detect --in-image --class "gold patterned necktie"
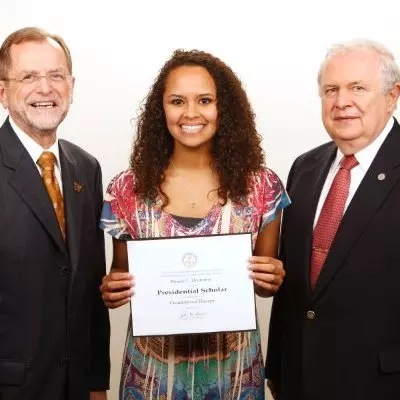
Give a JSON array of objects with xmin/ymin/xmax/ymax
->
[{"xmin": 37, "ymin": 151, "xmax": 66, "ymax": 240}]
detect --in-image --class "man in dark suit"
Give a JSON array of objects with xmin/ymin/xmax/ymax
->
[
  {"xmin": 0, "ymin": 27, "xmax": 110, "ymax": 400},
  {"xmin": 266, "ymin": 40, "xmax": 400, "ymax": 400}
]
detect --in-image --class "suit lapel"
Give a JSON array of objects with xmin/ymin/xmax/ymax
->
[
  {"xmin": 59, "ymin": 140, "xmax": 84, "ymax": 276},
  {"xmin": 289, "ymin": 143, "xmax": 337, "ymax": 300},
  {"xmin": 1, "ymin": 119, "xmax": 67, "ymax": 254},
  {"xmin": 313, "ymin": 120, "xmax": 400, "ymax": 301}
]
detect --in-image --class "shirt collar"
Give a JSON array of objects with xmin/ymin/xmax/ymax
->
[
  {"xmin": 9, "ymin": 117, "xmax": 61, "ymax": 168},
  {"xmin": 333, "ymin": 117, "xmax": 394, "ymax": 172}
]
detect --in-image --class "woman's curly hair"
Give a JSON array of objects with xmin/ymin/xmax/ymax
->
[{"xmin": 130, "ymin": 49, "xmax": 265, "ymax": 205}]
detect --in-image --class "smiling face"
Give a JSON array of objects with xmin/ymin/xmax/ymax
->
[
  {"xmin": 320, "ymin": 49, "xmax": 399, "ymax": 153},
  {"xmin": 162, "ymin": 65, "xmax": 218, "ymax": 151},
  {"xmin": 0, "ymin": 38, "xmax": 74, "ymax": 141}
]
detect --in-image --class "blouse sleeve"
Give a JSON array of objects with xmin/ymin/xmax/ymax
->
[
  {"xmin": 260, "ymin": 168, "xmax": 291, "ymax": 231},
  {"xmin": 99, "ymin": 172, "xmax": 133, "ymax": 240}
]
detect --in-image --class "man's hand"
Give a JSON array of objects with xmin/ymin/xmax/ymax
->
[{"xmin": 90, "ymin": 391, "xmax": 107, "ymax": 400}]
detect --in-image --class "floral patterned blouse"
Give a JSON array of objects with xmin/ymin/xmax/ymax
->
[{"xmin": 100, "ymin": 168, "xmax": 290, "ymax": 400}]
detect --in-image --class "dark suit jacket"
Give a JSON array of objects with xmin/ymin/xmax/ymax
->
[
  {"xmin": 266, "ymin": 118, "xmax": 400, "ymax": 400},
  {"xmin": 0, "ymin": 119, "xmax": 110, "ymax": 400}
]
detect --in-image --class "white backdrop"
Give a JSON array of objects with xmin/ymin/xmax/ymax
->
[{"xmin": 1, "ymin": 1, "xmax": 399, "ymax": 398}]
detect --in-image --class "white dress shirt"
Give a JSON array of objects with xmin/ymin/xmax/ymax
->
[
  {"xmin": 9, "ymin": 117, "xmax": 63, "ymax": 194},
  {"xmin": 313, "ymin": 117, "xmax": 394, "ymax": 228}
]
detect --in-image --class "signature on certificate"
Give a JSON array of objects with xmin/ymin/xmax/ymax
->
[{"xmin": 178, "ymin": 310, "xmax": 207, "ymax": 320}]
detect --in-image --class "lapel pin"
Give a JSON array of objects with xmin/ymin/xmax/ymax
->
[
  {"xmin": 73, "ymin": 182, "xmax": 83, "ymax": 192},
  {"xmin": 377, "ymin": 173, "xmax": 386, "ymax": 181}
]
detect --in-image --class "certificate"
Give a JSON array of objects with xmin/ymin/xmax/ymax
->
[{"xmin": 127, "ymin": 233, "xmax": 256, "ymax": 336}]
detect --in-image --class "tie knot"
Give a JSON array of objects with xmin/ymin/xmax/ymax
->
[
  {"xmin": 340, "ymin": 155, "xmax": 358, "ymax": 171},
  {"xmin": 37, "ymin": 151, "xmax": 56, "ymax": 171}
]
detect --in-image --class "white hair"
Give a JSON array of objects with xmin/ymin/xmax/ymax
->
[{"xmin": 318, "ymin": 39, "xmax": 400, "ymax": 94}]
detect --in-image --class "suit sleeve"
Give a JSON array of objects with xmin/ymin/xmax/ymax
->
[
  {"xmin": 265, "ymin": 157, "xmax": 298, "ymax": 383},
  {"xmin": 88, "ymin": 160, "xmax": 110, "ymax": 390}
]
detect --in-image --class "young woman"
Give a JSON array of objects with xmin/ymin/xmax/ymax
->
[{"xmin": 100, "ymin": 50, "xmax": 290, "ymax": 400}]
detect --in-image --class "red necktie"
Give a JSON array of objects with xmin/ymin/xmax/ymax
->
[{"xmin": 310, "ymin": 155, "xmax": 359, "ymax": 289}]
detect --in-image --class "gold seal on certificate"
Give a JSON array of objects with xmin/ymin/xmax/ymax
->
[{"xmin": 127, "ymin": 233, "xmax": 256, "ymax": 336}]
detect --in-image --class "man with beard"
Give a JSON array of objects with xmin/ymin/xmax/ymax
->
[{"xmin": 0, "ymin": 27, "xmax": 110, "ymax": 400}]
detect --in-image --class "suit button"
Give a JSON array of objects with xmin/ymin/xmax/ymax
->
[
  {"xmin": 59, "ymin": 358, "xmax": 70, "ymax": 367},
  {"xmin": 61, "ymin": 266, "xmax": 70, "ymax": 277},
  {"xmin": 306, "ymin": 310, "xmax": 316, "ymax": 320}
]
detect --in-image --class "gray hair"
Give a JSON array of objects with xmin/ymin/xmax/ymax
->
[{"xmin": 318, "ymin": 39, "xmax": 400, "ymax": 94}]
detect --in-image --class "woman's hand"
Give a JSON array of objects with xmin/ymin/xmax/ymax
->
[
  {"xmin": 248, "ymin": 256, "xmax": 285, "ymax": 297},
  {"xmin": 100, "ymin": 268, "xmax": 135, "ymax": 309}
]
